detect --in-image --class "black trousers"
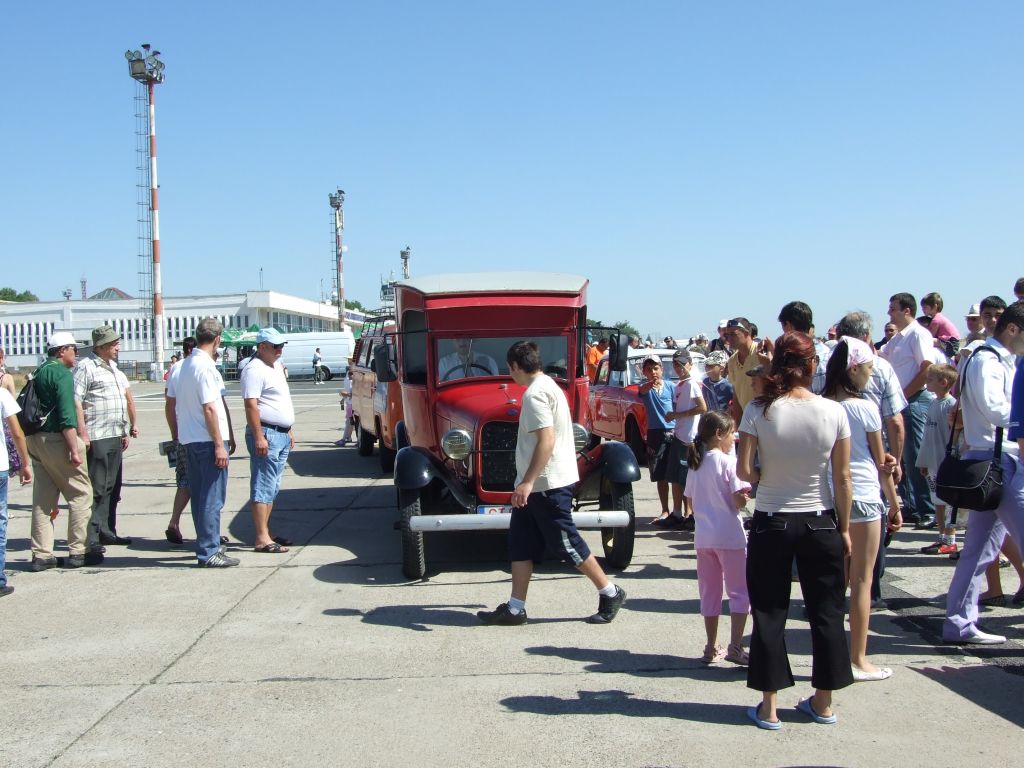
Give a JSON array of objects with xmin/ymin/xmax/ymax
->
[
  {"xmin": 746, "ymin": 510, "xmax": 854, "ymax": 693},
  {"xmin": 86, "ymin": 437, "xmax": 122, "ymax": 547}
]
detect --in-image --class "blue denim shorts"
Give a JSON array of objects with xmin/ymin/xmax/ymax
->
[
  {"xmin": 850, "ymin": 499, "xmax": 884, "ymax": 524},
  {"xmin": 246, "ymin": 426, "xmax": 291, "ymax": 504}
]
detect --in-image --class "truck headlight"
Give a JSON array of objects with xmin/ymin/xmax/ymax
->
[
  {"xmin": 572, "ymin": 423, "xmax": 590, "ymax": 453},
  {"xmin": 441, "ymin": 429, "xmax": 473, "ymax": 461}
]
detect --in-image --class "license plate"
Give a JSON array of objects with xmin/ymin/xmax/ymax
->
[{"xmin": 477, "ymin": 505, "xmax": 513, "ymax": 515}]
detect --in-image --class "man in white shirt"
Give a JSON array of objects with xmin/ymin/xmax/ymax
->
[
  {"xmin": 164, "ymin": 337, "xmax": 196, "ymax": 545},
  {"xmin": 881, "ymin": 292, "xmax": 936, "ymax": 528},
  {"xmin": 943, "ymin": 301, "xmax": 1024, "ymax": 644},
  {"xmin": 176, "ymin": 318, "xmax": 238, "ymax": 567},
  {"xmin": 437, "ymin": 338, "xmax": 499, "ymax": 382},
  {"xmin": 241, "ymin": 328, "xmax": 295, "ymax": 553},
  {"xmin": 478, "ymin": 341, "xmax": 625, "ymax": 626}
]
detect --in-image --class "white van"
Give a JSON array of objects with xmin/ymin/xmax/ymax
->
[{"xmin": 276, "ymin": 330, "xmax": 355, "ymax": 380}]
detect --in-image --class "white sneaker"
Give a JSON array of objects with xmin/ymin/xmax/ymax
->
[{"xmin": 959, "ymin": 628, "xmax": 1006, "ymax": 645}]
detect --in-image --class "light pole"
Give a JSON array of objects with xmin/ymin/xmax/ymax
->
[
  {"xmin": 125, "ymin": 44, "xmax": 166, "ymax": 370},
  {"xmin": 329, "ymin": 189, "xmax": 346, "ymax": 331}
]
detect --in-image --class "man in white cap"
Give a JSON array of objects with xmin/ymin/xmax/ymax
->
[
  {"xmin": 74, "ymin": 325, "xmax": 132, "ymax": 554},
  {"xmin": 27, "ymin": 332, "xmax": 95, "ymax": 570},
  {"xmin": 963, "ymin": 304, "xmax": 985, "ymax": 344},
  {"xmin": 241, "ymin": 328, "xmax": 296, "ymax": 553}
]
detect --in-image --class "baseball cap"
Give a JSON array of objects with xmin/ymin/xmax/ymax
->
[
  {"xmin": 91, "ymin": 325, "xmax": 121, "ymax": 347},
  {"xmin": 47, "ymin": 331, "xmax": 77, "ymax": 349},
  {"xmin": 705, "ymin": 351, "xmax": 729, "ymax": 367},
  {"xmin": 672, "ymin": 349, "xmax": 691, "ymax": 364},
  {"xmin": 717, "ymin": 319, "xmax": 728, "ymax": 329},
  {"xmin": 966, "ymin": 303, "xmax": 980, "ymax": 318},
  {"xmin": 641, "ymin": 355, "xmax": 662, "ymax": 369},
  {"xmin": 256, "ymin": 328, "xmax": 286, "ymax": 345}
]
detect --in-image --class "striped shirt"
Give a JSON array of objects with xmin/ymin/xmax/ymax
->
[{"xmin": 74, "ymin": 355, "xmax": 129, "ymax": 440}]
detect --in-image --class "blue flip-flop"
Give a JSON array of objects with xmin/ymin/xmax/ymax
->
[
  {"xmin": 747, "ymin": 703, "xmax": 782, "ymax": 730},
  {"xmin": 797, "ymin": 697, "xmax": 837, "ymax": 724}
]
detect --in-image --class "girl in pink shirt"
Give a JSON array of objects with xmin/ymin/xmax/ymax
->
[{"xmin": 684, "ymin": 410, "xmax": 753, "ymax": 665}]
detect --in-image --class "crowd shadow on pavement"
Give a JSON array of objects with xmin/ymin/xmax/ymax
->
[
  {"xmin": 524, "ymin": 645, "xmax": 751, "ymax": 681},
  {"xmin": 912, "ymin": 664, "xmax": 1024, "ymax": 727},
  {"xmin": 500, "ymin": 689, "xmax": 748, "ymax": 725}
]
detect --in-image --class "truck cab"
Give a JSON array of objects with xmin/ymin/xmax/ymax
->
[
  {"xmin": 379, "ymin": 272, "xmax": 640, "ymax": 579},
  {"xmin": 350, "ymin": 315, "xmax": 402, "ymax": 472}
]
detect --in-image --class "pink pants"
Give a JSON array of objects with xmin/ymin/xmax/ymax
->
[{"xmin": 696, "ymin": 547, "xmax": 750, "ymax": 617}]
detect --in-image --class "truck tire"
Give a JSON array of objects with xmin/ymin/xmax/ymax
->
[
  {"xmin": 323, "ymin": 368, "xmax": 334, "ymax": 381},
  {"xmin": 356, "ymin": 420, "xmax": 375, "ymax": 456},
  {"xmin": 625, "ymin": 419, "xmax": 646, "ymax": 466},
  {"xmin": 599, "ymin": 481, "xmax": 635, "ymax": 570},
  {"xmin": 399, "ymin": 489, "xmax": 426, "ymax": 580}
]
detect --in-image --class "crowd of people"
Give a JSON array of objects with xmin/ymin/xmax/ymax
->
[
  {"xmin": 579, "ymin": 278, "xmax": 1024, "ymax": 728},
  {"xmin": 0, "ymin": 317, "xmax": 298, "ymax": 583},
  {"xmin": 3, "ymin": 279, "xmax": 1024, "ymax": 730}
]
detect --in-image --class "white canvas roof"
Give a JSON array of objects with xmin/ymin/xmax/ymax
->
[{"xmin": 398, "ymin": 272, "xmax": 587, "ymax": 296}]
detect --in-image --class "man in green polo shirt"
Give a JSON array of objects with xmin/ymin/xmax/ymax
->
[{"xmin": 26, "ymin": 331, "xmax": 95, "ymax": 570}]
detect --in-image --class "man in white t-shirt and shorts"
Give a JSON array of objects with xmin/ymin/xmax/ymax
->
[
  {"xmin": 241, "ymin": 328, "xmax": 296, "ymax": 553},
  {"xmin": 478, "ymin": 341, "xmax": 626, "ymax": 626}
]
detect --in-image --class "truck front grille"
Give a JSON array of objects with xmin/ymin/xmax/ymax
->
[{"xmin": 480, "ymin": 421, "xmax": 518, "ymax": 491}]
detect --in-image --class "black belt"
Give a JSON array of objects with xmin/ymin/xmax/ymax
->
[{"xmin": 260, "ymin": 422, "xmax": 292, "ymax": 433}]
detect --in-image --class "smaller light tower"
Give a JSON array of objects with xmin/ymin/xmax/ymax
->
[
  {"xmin": 125, "ymin": 44, "xmax": 166, "ymax": 370},
  {"xmin": 329, "ymin": 189, "xmax": 346, "ymax": 330},
  {"xmin": 400, "ymin": 246, "xmax": 411, "ymax": 280}
]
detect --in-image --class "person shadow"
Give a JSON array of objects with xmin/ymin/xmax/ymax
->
[{"xmin": 499, "ymin": 688, "xmax": 747, "ymax": 726}]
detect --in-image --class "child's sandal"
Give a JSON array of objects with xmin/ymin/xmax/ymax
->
[
  {"xmin": 701, "ymin": 643, "xmax": 726, "ymax": 663},
  {"xmin": 725, "ymin": 643, "xmax": 749, "ymax": 666}
]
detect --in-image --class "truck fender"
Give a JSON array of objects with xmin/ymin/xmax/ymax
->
[
  {"xmin": 599, "ymin": 441, "xmax": 642, "ymax": 485},
  {"xmin": 394, "ymin": 446, "xmax": 438, "ymax": 491},
  {"xmin": 395, "ymin": 420, "xmax": 410, "ymax": 450}
]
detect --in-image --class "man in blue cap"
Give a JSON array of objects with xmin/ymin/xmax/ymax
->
[{"xmin": 241, "ymin": 328, "xmax": 296, "ymax": 553}]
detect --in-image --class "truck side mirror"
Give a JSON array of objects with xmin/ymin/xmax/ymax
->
[
  {"xmin": 607, "ymin": 331, "xmax": 630, "ymax": 372},
  {"xmin": 373, "ymin": 341, "xmax": 398, "ymax": 382}
]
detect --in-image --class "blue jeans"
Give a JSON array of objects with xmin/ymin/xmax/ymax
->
[
  {"xmin": 0, "ymin": 474, "xmax": 8, "ymax": 587},
  {"xmin": 186, "ymin": 441, "xmax": 229, "ymax": 562},
  {"xmin": 245, "ymin": 426, "xmax": 291, "ymax": 504},
  {"xmin": 898, "ymin": 390, "xmax": 935, "ymax": 519}
]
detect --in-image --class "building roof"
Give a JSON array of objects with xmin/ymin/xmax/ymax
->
[
  {"xmin": 397, "ymin": 272, "xmax": 587, "ymax": 296},
  {"xmin": 89, "ymin": 287, "xmax": 133, "ymax": 300}
]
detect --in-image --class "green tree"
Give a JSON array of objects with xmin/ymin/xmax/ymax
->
[
  {"xmin": 0, "ymin": 287, "xmax": 38, "ymax": 302},
  {"xmin": 612, "ymin": 320, "xmax": 641, "ymax": 339}
]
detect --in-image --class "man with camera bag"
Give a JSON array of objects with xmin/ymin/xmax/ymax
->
[{"xmin": 943, "ymin": 300, "xmax": 1024, "ymax": 644}]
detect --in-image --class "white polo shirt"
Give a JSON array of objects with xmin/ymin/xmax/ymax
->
[
  {"xmin": 515, "ymin": 373, "xmax": 579, "ymax": 492},
  {"xmin": 880, "ymin": 321, "xmax": 932, "ymax": 392},
  {"xmin": 241, "ymin": 358, "xmax": 294, "ymax": 428},
  {"xmin": 174, "ymin": 348, "xmax": 228, "ymax": 445}
]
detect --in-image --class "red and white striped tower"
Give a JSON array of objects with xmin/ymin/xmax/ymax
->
[
  {"xmin": 126, "ymin": 44, "xmax": 166, "ymax": 370},
  {"xmin": 148, "ymin": 78, "xmax": 164, "ymax": 368}
]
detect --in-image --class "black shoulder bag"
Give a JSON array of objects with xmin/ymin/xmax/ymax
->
[{"xmin": 935, "ymin": 346, "xmax": 1004, "ymax": 519}]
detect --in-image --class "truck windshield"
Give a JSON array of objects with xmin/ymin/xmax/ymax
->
[{"xmin": 436, "ymin": 336, "xmax": 569, "ymax": 384}]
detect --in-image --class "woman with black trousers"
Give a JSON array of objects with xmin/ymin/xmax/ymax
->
[{"xmin": 737, "ymin": 332, "xmax": 853, "ymax": 729}]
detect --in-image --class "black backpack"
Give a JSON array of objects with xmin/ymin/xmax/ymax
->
[{"xmin": 16, "ymin": 374, "xmax": 53, "ymax": 436}]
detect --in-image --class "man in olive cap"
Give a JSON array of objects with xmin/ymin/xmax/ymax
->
[{"xmin": 74, "ymin": 325, "xmax": 132, "ymax": 556}]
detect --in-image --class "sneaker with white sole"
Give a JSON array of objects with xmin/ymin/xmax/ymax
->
[
  {"xmin": 587, "ymin": 585, "xmax": 626, "ymax": 624},
  {"xmin": 199, "ymin": 551, "xmax": 240, "ymax": 568},
  {"xmin": 948, "ymin": 628, "xmax": 1006, "ymax": 645}
]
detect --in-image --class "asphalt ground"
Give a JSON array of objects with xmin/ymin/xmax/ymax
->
[{"xmin": 2, "ymin": 381, "xmax": 1023, "ymax": 767}]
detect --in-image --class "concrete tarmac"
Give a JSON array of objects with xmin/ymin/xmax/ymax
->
[{"xmin": 2, "ymin": 381, "xmax": 1022, "ymax": 767}]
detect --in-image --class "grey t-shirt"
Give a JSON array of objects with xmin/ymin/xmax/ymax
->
[
  {"xmin": 515, "ymin": 373, "xmax": 579, "ymax": 492},
  {"xmin": 740, "ymin": 395, "xmax": 851, "ymax": 514}
]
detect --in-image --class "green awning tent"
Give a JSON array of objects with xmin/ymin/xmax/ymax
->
[{"xmin": 221, "ymin": 324, "xmax": 262, "ymax": 348}]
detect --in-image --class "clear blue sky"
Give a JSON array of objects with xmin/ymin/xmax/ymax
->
[{"xmin": 2, "ymin": 2, "xmax": 1021, "ymax": 341}]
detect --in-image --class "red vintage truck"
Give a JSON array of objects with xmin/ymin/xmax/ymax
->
[
  {"xmin": 374, "ymin": 272, "xmax": 640, "ymax": 579},
  {"xmin": 349, "ymin": 314, "xmax": 402, "ymax": 472}
]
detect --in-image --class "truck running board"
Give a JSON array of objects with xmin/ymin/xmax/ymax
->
[{"xmin": 408, "ymin": 511, "xmax": 630, "ymax": 532}]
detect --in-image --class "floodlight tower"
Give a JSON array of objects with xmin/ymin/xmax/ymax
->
[
  {"xmin": 125, "ymin": 44, "xmax": 166, "ymax": 370},
  {"xmin": 329, "ymin": 189, "xmax": 347, "ymax": 330},
  {"xmin": 400, "ymin": 246, "xmax": 411, "ymax": 280}
]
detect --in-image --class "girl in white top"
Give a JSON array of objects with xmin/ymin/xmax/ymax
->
[
  {"xmin": 684, "ymin": 410, "xmax": 752, "ymax": 665},
  {"xmin": 823, "ymin": 337, "xmax": 902, "ymax": 683}
]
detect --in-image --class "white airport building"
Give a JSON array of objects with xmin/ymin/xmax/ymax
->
[{"xmin": 0, "ymin": 289, "xmax": 367, "ymax": 373}]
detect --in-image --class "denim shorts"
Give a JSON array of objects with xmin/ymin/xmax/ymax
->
[
  {"xmin": 647, "ymin": 430, "xmax": 674, "ymax": 482},
  {"xmin": 850, "ymin": 499, "xmax": 884, "ymax": 524},
  {"xmin": 246, "ymin": 426, "xmax": 292, "ymax": 504},
  {"xmin": 666, "ymin": 437, "xmax": 690, "ymax": 486},
  {"xmin": 508, "ymin": 485, "xmax": 590, "ymax": 565}
]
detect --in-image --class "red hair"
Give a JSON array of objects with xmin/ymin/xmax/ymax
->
[{"xmin": 754, "ymin": 332, "xmax": 816, "ymax": 413}]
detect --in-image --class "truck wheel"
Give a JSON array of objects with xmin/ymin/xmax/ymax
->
[
  {"xmin": 356, "ymin": 420, "xmax": 375, "ymax": 456},
  {"xmin": 599, "ymin": 481, "xmax": 635, "ymax": 570},
  {"xmin": 625, "ymin": 420, "xmax": 646, "ymax": 466},
  {"xmin": 323, "ymin": 368, "xmax": 334, "ymax": 381},
  {"xmin": 379, "ymin": 436, "xmax": 396, "ymax": 473},
  {"xmin": 399, "ymin": 489, "xmax": 426, "ymax": 580}
]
